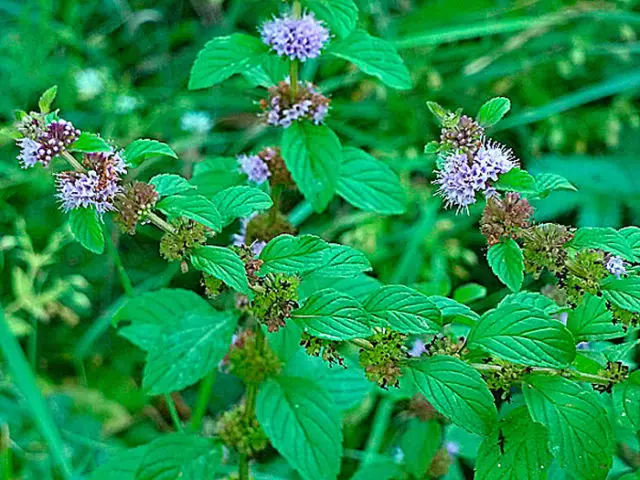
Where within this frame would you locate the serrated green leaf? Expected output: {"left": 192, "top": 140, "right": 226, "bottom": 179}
{"left": 281, "top": 123, "right": 342, "bottom": 212}
{"left": 535, "top": 172, "right": 577, "bottom": 196}
{"left": 70, "top": 132, "right": 111, "bottom": 153}
{"left": 189, "top": 34, "right": 268, "bottom": 89}
{"left": 38, "top": 85, "right": 57, "bottom": 114}
{"left": 426, "top": 101, "right": 447, "bottom": 123}
{"left": 498, "top": 291, "right": 564, "bottom": 315}
{"left": 189, "top": 246, "right": 249, "bottom": 294}
{"left": 191, "top": 156, "right": 246, "bottom": 196}
{"left": 364, "top": 285, "right": 441, "bottom": 334}
{"left": 259, "top": 234, "right": 330, "bottom": 275}
{"left": 407, "top": 356, "right": 497, "bottom": 435}
{"left": 69, "top": 208, "right": 104, "bottom": 254}
{"left": 337, "top": 147, "right": 406, "bottom": 214}
{"left": 326, "top": 30, "right": 412, "bottom": 90}
{"left": 429, "top": 296, "right": 480, "bottom": 322}
{"left": 495, "top": 168, "right": 538, "bottom": 194}
{"left": 304, "top": 243, "right": 371, "bottom": 279}
{"left": 477, "top": 97, "right": 511, "bottom": 127}
{"left": 400, "top": 418, "right": 441, "bottom": 478}
{"left": 149, "top": 174, "right": 195, "bottom": 197}
{"left": 475, "top": 406, "right": 550, "bottom": 480}
{"left": 242, "top": 55, "right": 289, "bottom": 87}
{"left": 298, "top": 274, "right": 380, "bottom": 303}
{"left": 302, "top": 0, "right": 358, "bottom": 38}
{"left": 211, "top": 186, "right": 273, "bottom": 226}
{"left": 143, "top": 309, "right": 237, "bottom": 394}
{"left": 523, "top": 376, "right": 614, "bottom": 480}
{"left": 567, "top": 293, "right": 624, "bottom": 341}
{"left": 135, "top": 434, "right": 222, "bottom": 480}
{"left": 157, "top": 194, "right": 222, "bottom": 231}
{"left": 601, "top": 276, "right": 640, "bottom": 313}
{"left": 468, "top": 304, "right": 575, "bottom": 368}
{"left": 257, "top": 377, "right": 343, "bottom": 480}
{"left": 292, "top": 288, "right": 372, "bottom": 340}
{"left": 620, "top": 226, "right": 640, "bottom": 262}
{"left": 124, "top": 139, "right": 177, "bottom": 167}
{"left": 570, "top": 227, "right": 635, "bottom": 261}
{"left": 486, "top": 239, "right": 524, "bottom": 292}
{"left": 612, "top": 371, "right": 640, "bottom": 431}
{"left": 90, "top": 446, "right": 148, "bottom": 480}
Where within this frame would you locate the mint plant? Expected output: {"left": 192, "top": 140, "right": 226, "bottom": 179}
{"left": 3, "top": 2, "right": 639, "bottom": 480}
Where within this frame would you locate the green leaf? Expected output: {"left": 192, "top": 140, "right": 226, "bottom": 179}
{"left": 534, "top": 173, "right": 577, "bottom": 196}
{"left": 326, "top": 30, "right": 411, "bottom": 89}
{"left": 567, "top": 293, "right": 624, "bottom": 341}
{"left": 190, "top": 156, "right": 245, "bottom": 196}
{"left": 475, "top": 406, "right": 551, "bottom": 480}
{"left": 498, "top": 291, "right": 564, "bottom": 315}
{"left": 281, "top": 123, "right": 342, "bottom": 212}
{"left": 337, "top": 147, "right": 406, "bottom": 214}
{"left": 69, "top": 132, "right": 111, "bottom": 153}
{"left": 149, "top": 174, "right": 195, "bottom": 197}
{"left": 136, "top": 434, "right": 222, "bottom": 480}
{"left": 292, "top": 288, "right": 372, "bottom": 340}
{"left": 426, "top": 101, "right": 447, "bottom": 123}
{"left": 363, "top": 285, "right": 441, "bottom": 334}
{"left": 124, "top": 139, "right": 177, "bottom": 167}
{"left": 302, "top": 0, "right": 358, "bottom": 38}
{"left": 486, "top": 239, "right": 524, "bottom": 292}
{"left": 157, "top": 194, "right": 222, "bottom": 231}
{"left": 468, "top": 304, "right": 575, "bottom": 368}
{"left": 211, "top": 186, "right": 273, "bottom": 226}
{"left": 304, "top": 243, "right": 372, "bottom": 279}
{"left": 90, "top": 446, "right": 148, "bottom": 480}
{"left": 476, "top": 97, "right": 511, "bottom": 127}
{"left": 601, "top": 276, "right": 640, "bottom": 313}
{"left": 38, "top": 85, "right": 57, "bottom": 114}
{"left": 570, "top": 227, "right": 635, "bottom": 261}
{"left": 453, "top": 283, "right": 486, "bottom": 304}
{"left": 399, "top": 418, "right": 441, "bottom": 478}
{"left": 113, "top": 289, "right": 216, "bottom": 350}
{"left": 620, "top": 226, "right": 640, "bottom": 262}
{"left": 612, "top": 371, "right": 640, "bottom": 431}
{"left": 257, "top": 377, "right": 343, "bottom": 480}
{"left": 143, "top": 308, "right": 237, "bottom": 394}
{"left": 523, "top": 375, "right": 614, "bottom": 480}
{"left": 407, "top": 355, "right": 497, "bottom": 435}
{"left": 69, "top": 209, "right": 104, "bottom": 254}
{"left": 189, "top": 246, "right": 249, "bottom": 294}
{"left": 350, "top": 457, "right": 403, "bottom": 480}
{"left": 494, "top": 168, "right": 538, "bottom": 194}
{"left": 189, "top": 34, "right": 268, "bottom": 89}
{"left": 429, "top": 296, "right": 480, "bottom": 322}
{"left": 259, "top": 234, "right": 330, "bottom": 275}
{"left": 242, "top": 55, "right": 289, "bottom": 87}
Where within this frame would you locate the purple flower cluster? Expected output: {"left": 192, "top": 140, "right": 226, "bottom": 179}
{"left": 261, "top": 13, "right": 329, "bottom": 62}
{"left": 17, "top": 119, "right": 80, "bottom": 168}
{"left": 261, "top": 81, "right": 330, "bottom": 128}
{"left": 237, "top": 154, "right": 271, "bottom": 184}
{"left": 232, "top": 215, "right": 266, "bottom": 256}
{"left": 56, "top": 151, "right": 127, "bottom": 214}
{"left": 434, "top": 141, "right": 518, "bottom": 212}
{"left": 606, "top": 255, "right": 627, "bottom": 279}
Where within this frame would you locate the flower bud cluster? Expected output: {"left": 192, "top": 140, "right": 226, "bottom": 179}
{"left": 300, "top": 333, "right": 345, "bottom": 368}
{"left": 359, "top": 330, "right": 407, "bottom": 389}
{"left": 480, "top": 193, "right": 533, "bottom": 246}
{"left": 226, "top": 330, "right": 282, "bottom": 384}
{"left": 481, "top": 360, "right": 532, "bottom": 401}
{"left": 114, "top": 181, "right": 159, "bottom": 234}
{"left": 159, "top": 218, "right": 209, "bottom": 261}
{"left": 593, "top": 361, "right": 629, "bottom": 393}
{"left": 217, "top": 403, "right": 269, "bottom": 457}
{"left": 16, "top": 115, "right": 80, "bottom": 168}
{"left": 247, "top": 274, "right": 299, "bottom": 332}
{"left": 260, "top": 81, "right": 330, "bottom": 128}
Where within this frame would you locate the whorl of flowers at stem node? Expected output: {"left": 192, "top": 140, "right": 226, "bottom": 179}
{"left": 261, "top": 13, "right": 329, "bottom": 62}
{"left": 225, "top": 330, "right": 282, "bottom": 384}
{"left": 232, "top": 215, "right": 267, "bottom": 257}
{"left": 522, "top": 223, "right": 574, "bottom": 278}
{"left": 244, "top": 211, "right": 296, "bottom": 247}
{"left": 300, "top": 333, "right": 345, "bottom": 368}
{"left": 563, "top": 250, "right": 608, "bottom": 305}
{"left": 114, "top": 181, "right": 159, "bottom": 234}
{"left": 359, "top": 330, "right": 407, "bottom": 389}
{"left": 237, "top": 154, "right": 271, "bottom": 185}
{"left": 159, "top": 218, "right": 209, "bottom": 262}
{"left": 260, "top": 81, "right": 330, "bottom": 128}
{"left": 259, "top": 146, "right": 294, "bottom": 187}
{"left": 217, "top": 402, "right": 269, "bottom": 457}
{"left": 592, "top": 361, "right": 629, "bottom": 393}
{"left": 440, "top": 115, "right": 484, "bottom": 154}
{"left": 247, "top": 274, "right": 299, "bottom": 333}
{"left": 480, "top": 192, "right": 534, "bottom": 246}
{"left": 605, "top": 255, "right": 627, "bottom": 279}
{"left": 428, "top": 448, "right": 452, "bottom": 478}
{"left": 16, "top": 118, "right": 81, "bottom": 168}
{"left": 481, "top": 359, "right": 532, "bottom": 401}
{"left": 55, "top": 151, "right": 127, "bottom": 214}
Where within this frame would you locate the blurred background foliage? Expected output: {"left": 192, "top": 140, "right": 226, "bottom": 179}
{"left": 0, "top": 0, "right": 639, "bottom": 477}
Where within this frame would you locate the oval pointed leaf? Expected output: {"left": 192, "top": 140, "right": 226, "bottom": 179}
{"left": 523, "top": 376, "right": 614, "bottom": 480}
{"left": 292, "top": 288, "right": 372, "bottom": 340}
{"left": 189, "top": 34, "right": 268, "bottom": 89}
{"left": 477, "top": 97, "right": 511, "bottom": 127}
{"left": 326, "top": 30, "right": 411, "bottom": 90}
{"left": 468, "top": 304, "right": 575, "bottom": 368}
{"left": 259, "top": 234, "right": 330, "bottom": 275}
{"left": 212, "top": 186, "right": 273, "bottom": 226}
{"left": 256, "top": 377, "right": 343, "bottom": 480}
{"left": 281, "top": 123, "right": 342, "bottom": 212}
{"left": 567, "top": 293, "right": 624, "bottom": 341}
{"left": 570, "top": 227, "right": 635, "bottom": 261}
{"left": 407, "top": 355, "right": 497, "bottom": 435}
{"left": 69, "top": 132, "right": 111, "bottom": 153}
{"left": 157, "top": 194, "right": 222, "bottom": 231}
{"left": 304, "top": 243, "right": 371, "bottom": 279}
{"left": 613, "top": 371, "right": 640, "bottom": 431}
{"left": 486, "top": 239, "right": 524, "bottom": 292}
{"left": 337, "top": 147, "right": 406, "bottom": 214}
{"left": 69, "top": 208, "right": 104, "bottom": 254}
{"left": 302, "top": 0, "right": 358, "bottom": 38}
{"left": 149, "top": 174, "right": 195, "bottom": 197}
{"left": 601, "top": 276, "right": 640, "bottom": 313}
{"left": 124, "top": 139, "right": 177, "bottom": 167}
{"left": 364, "top": 285, "right": 441, "bottom": 334}
{"left": 190, "top": 246, "right": 249, "bottom": 294}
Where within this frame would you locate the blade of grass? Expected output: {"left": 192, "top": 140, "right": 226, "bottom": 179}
{"left": 0, "top": 306, "right": 73, "bottom": 479}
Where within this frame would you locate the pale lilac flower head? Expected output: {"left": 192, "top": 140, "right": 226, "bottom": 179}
{"left": 17, "top": 138, "right": 43, "bottom": 168}
{"left": 237, "top": 154, "right": 271, "bottom": 184}
{"left": 408, "top": 339, "right": 427, "bottom": 357}
{"left": 606, "top": 256, "right": 627, "bottom": 279}
{"left": 262, "top": 80, "right": 330, "bottom": 128}
{"left": 474, "top": 140, "right": 519, "bottom": 181}
{"left": 34, "top": 119, "right": 81, "bottom": 166}
{"left": 261, "top": 13, "right": 329, "bottom": 62}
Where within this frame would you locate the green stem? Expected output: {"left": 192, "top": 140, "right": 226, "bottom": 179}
{"left": 164, "top": 394, "right": 183, "bottom": 432}
{"left": 469, "top": 362, "right": 612, "bottom": 385}
{"left": 106, "top": 233, "right": 134, "bottom": 297}
{"left": 357, "top": 397, "right": 395, "bottom": 471}
{"left": 269, "top": 184, "right": 283, "bottom": 226}
{"left": 28, "top": 317, "right": 37, "bottom": 370}
{"left": 289, "top": 59, "right": 299, "bottom": 101}
{"left": 190, "top": 371, "right": 216, "bottom": 432}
